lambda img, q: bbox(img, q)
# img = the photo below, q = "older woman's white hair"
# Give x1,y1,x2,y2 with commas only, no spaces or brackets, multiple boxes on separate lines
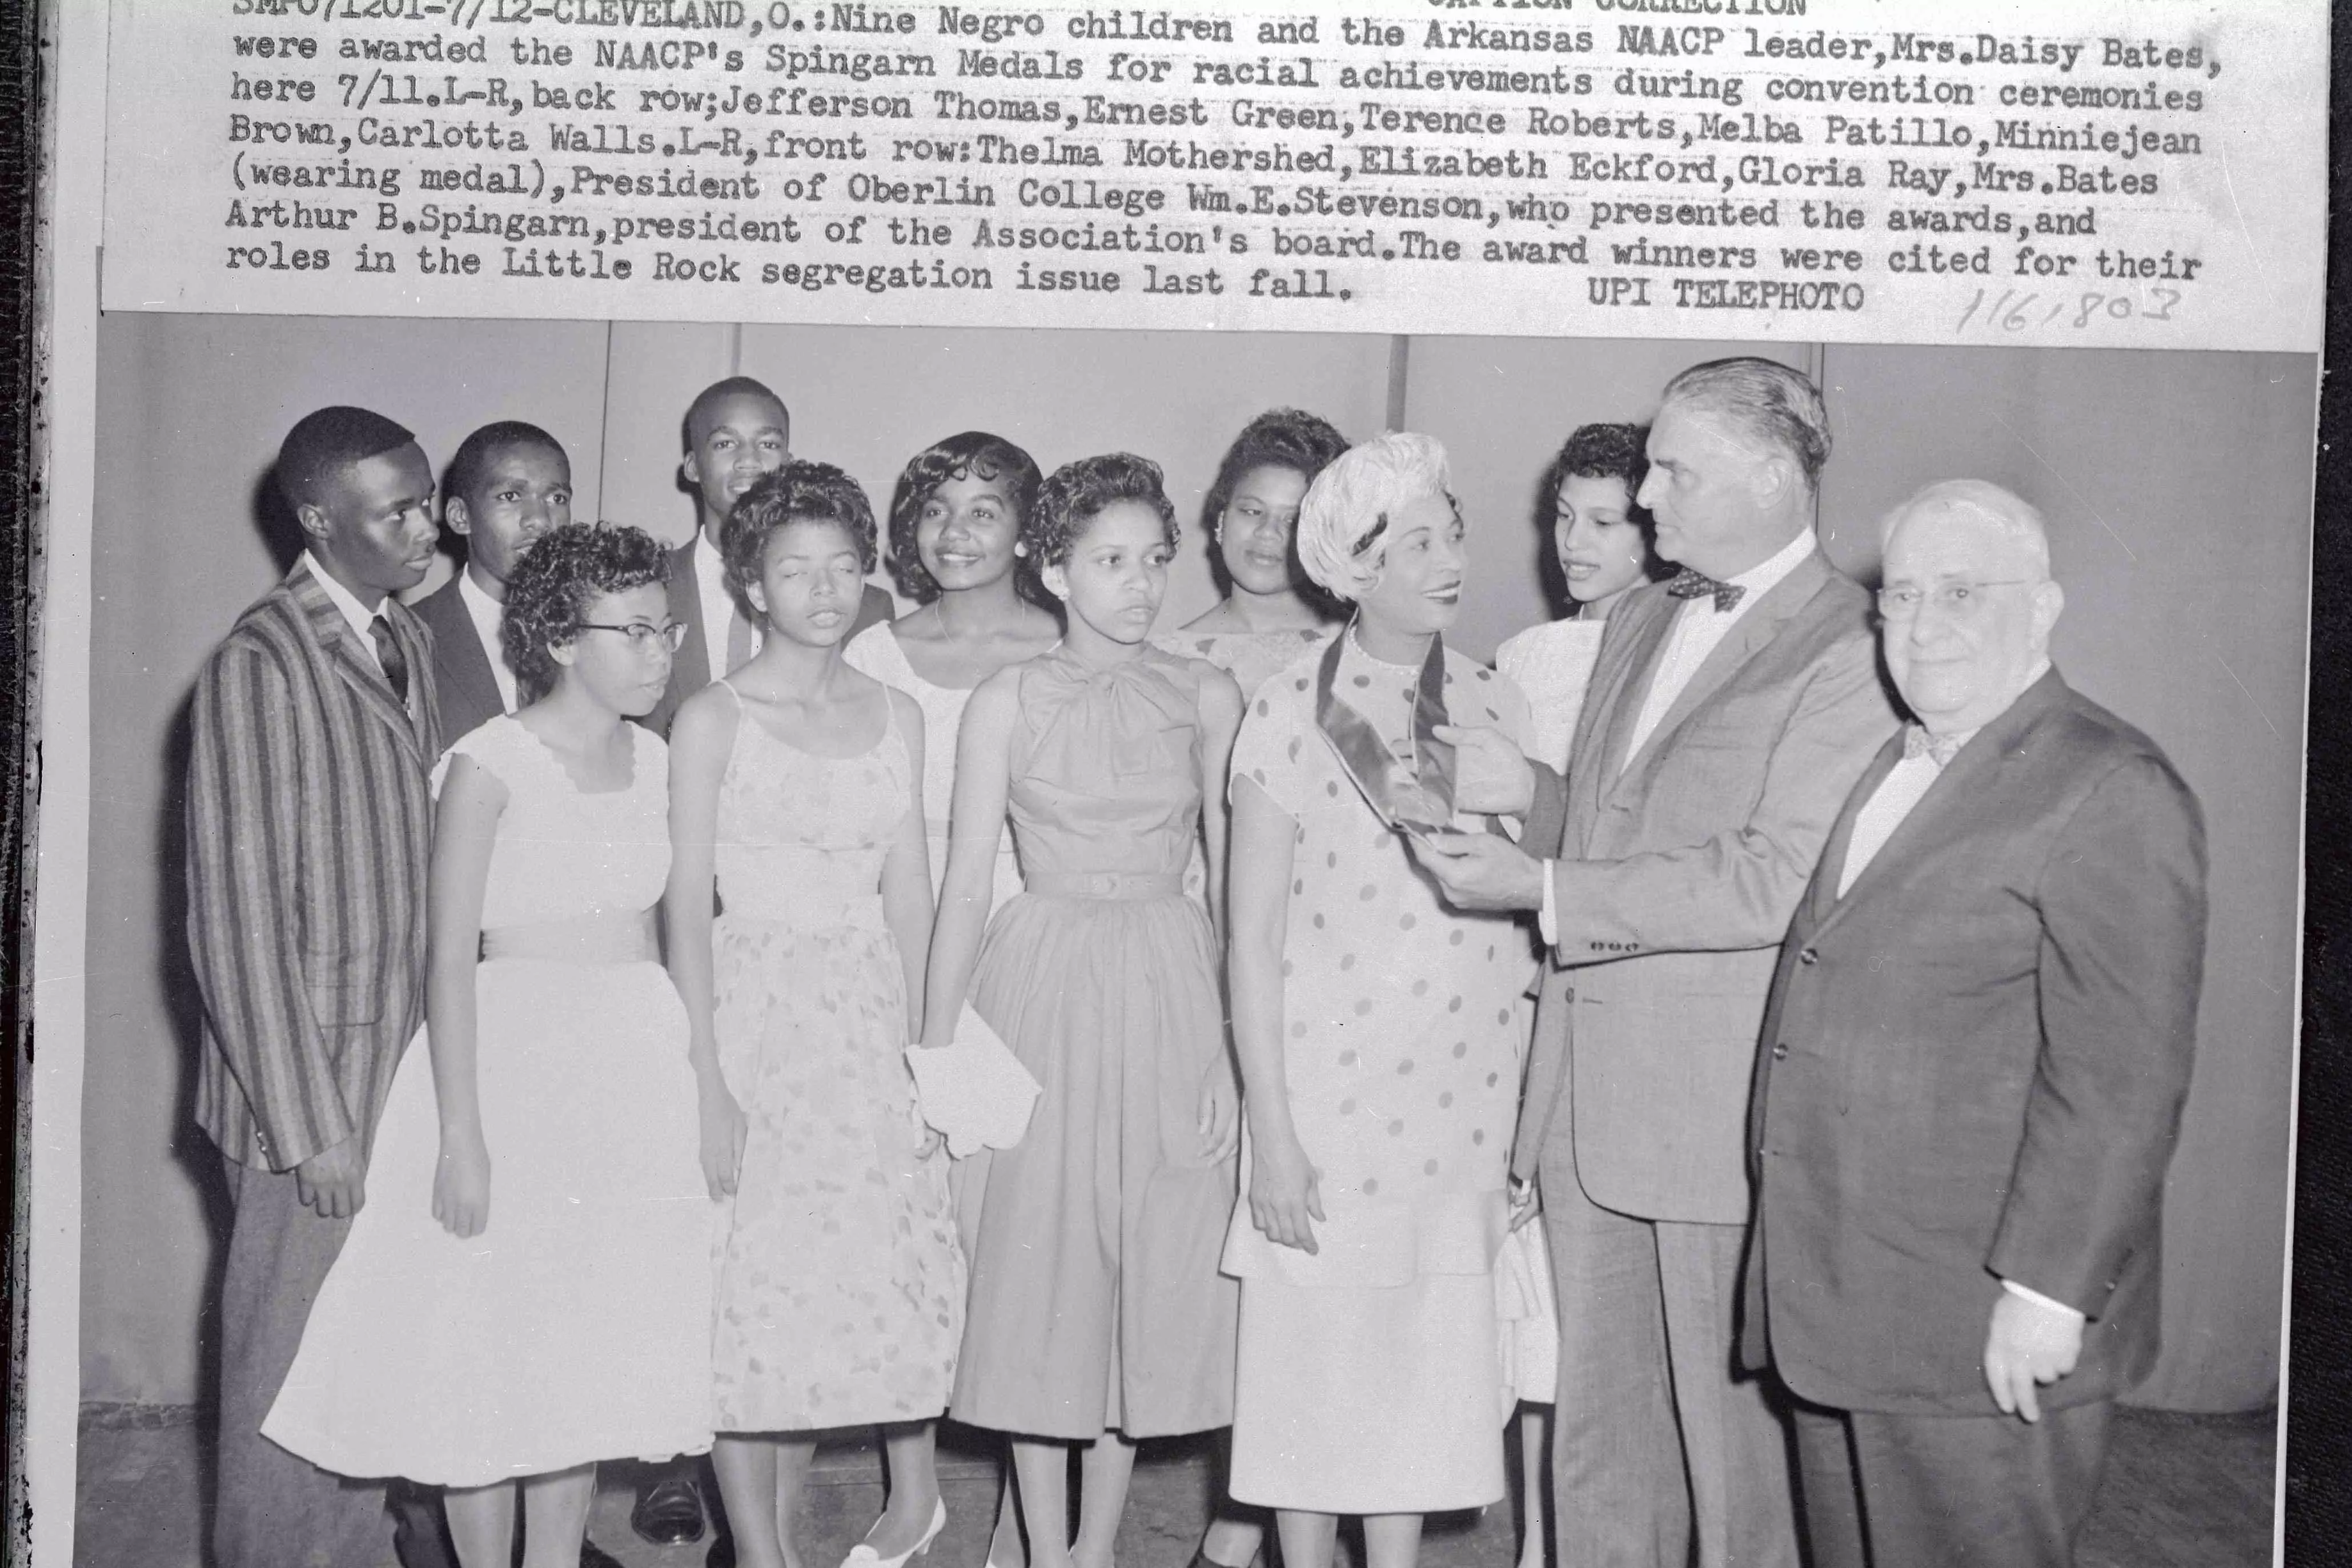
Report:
1295,431,1455,604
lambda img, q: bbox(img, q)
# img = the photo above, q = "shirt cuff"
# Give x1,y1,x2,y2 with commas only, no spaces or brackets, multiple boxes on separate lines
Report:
1538,861,1558,948
2001,1278,2088,1323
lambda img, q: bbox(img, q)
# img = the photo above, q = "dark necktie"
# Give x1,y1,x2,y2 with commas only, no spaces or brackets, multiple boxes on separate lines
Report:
368,613,410,706
1665,566,1745,612
1902,723,1964,767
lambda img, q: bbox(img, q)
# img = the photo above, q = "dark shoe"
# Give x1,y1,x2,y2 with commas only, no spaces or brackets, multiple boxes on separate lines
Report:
633,1474,710,1545
390,1481,458,1568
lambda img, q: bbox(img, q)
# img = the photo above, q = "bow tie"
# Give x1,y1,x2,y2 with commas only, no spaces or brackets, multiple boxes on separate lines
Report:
1665,568,1745,612
1903,725,1965,767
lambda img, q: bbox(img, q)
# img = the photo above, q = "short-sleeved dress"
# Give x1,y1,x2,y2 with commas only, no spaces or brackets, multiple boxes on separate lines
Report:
706,682,965,1432
1223,633,1539,1514
844,622,1025,913
1155,625,1338,902
949,644,1239,1441
262,715,714,1486
1155,625,1336,707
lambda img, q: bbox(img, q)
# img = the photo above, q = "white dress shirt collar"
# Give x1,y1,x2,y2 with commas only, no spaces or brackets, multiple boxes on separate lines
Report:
301,550,384,650
1717,525,1818,615
695,531,759,664
1913,658,2053,757
456,566,520,713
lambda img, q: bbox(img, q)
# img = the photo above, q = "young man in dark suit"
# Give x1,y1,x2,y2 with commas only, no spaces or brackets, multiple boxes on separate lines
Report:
1745,481,2206,1568
643,376,891,737
411,421,573,747
187,406,441,1568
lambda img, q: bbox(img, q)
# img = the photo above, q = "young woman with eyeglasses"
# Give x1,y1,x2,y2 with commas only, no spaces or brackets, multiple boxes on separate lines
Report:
261,521,717,1567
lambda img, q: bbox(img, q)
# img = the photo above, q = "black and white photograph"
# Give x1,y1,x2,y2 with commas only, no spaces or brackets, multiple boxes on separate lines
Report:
19,1,2333,1566
63,317,2305,1567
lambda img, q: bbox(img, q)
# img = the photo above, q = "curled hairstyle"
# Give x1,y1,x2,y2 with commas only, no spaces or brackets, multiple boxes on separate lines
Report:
1296,432,1459,605
886,431,1045,602
1032,453,1180,570
1546,421,1658,544
721,461,880,601
1202,408,1351,536
500,522,670,702
1660,357,1831,493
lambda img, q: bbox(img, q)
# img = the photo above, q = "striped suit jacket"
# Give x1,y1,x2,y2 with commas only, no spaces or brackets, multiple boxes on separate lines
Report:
186,561,442,1172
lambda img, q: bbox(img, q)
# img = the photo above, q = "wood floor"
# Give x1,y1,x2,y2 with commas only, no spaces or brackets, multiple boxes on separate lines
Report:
71,1405,2276,1568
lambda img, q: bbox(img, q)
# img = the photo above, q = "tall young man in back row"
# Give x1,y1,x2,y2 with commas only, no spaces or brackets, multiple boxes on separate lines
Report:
644,376,893,737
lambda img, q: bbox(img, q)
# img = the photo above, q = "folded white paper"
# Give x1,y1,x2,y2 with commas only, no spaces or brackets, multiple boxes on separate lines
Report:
905,1003,1042,1160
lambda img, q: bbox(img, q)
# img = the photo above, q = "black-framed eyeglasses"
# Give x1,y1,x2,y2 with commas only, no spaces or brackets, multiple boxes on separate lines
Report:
578,621,687,652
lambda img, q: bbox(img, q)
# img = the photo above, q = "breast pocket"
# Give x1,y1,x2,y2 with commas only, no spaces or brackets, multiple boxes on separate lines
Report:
302,948,388,1028
303,980,384,1028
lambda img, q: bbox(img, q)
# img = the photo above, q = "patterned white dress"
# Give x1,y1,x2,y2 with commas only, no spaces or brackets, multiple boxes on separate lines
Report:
707,682,965,1430
1223,637,1539,1513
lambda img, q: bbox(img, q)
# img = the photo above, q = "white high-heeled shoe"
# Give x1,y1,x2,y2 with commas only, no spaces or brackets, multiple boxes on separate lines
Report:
840,1498,948,1568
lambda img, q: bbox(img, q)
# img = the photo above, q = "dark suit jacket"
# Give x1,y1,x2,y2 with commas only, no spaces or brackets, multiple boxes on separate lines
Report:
643,536,894,735
1743,669,2206,1416
410,570,507,747
186,563,443,1171
1512,550,1900,1223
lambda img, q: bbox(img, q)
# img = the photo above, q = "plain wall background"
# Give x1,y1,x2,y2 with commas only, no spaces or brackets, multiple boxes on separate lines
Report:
81,315,2305,1417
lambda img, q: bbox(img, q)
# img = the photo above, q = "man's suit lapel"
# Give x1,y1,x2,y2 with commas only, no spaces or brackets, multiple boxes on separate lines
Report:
1809,669,2070,941
435,587,505,725
670,539,713,693
1805,734,1903,928
1617,550,1835,790
387,600,442,755
1578,592,1676,829
289,568,427,761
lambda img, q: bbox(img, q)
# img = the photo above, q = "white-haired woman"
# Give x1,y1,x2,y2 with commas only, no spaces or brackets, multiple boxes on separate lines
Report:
1222,433,1537,1568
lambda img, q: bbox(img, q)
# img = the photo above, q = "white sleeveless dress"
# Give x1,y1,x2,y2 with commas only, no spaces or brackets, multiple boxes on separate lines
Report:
843,621,1025,912
263,715,715,1486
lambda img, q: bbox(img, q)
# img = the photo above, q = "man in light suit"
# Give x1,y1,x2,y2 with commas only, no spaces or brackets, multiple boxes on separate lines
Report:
1412,358,1899,1567
1745,481,2205,1567
188,407,441,1568
410,421,572,747
643,376,890,737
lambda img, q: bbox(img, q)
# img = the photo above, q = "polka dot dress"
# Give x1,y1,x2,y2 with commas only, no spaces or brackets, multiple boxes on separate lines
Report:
1222,634,1540,1514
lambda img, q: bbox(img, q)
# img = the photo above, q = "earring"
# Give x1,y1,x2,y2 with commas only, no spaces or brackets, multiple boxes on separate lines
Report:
1013,541,1029,558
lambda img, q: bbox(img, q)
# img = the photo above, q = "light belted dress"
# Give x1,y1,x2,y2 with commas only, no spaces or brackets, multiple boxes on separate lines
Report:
948,644,1239,1441
262,715,713,1485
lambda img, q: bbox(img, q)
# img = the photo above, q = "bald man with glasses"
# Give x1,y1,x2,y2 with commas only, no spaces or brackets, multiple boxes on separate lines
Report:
1743,480,2207,1568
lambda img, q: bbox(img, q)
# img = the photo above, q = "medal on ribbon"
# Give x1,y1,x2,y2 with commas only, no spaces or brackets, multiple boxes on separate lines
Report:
1314,629,1461,837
